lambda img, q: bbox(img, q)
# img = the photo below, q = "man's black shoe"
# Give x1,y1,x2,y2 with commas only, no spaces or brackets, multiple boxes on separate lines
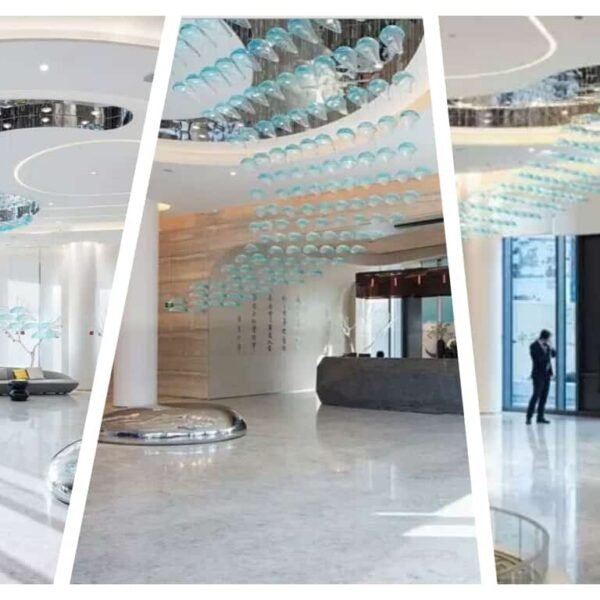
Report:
537,418,551,424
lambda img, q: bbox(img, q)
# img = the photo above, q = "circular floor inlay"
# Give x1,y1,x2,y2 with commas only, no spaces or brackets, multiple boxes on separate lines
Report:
47,439,80,505
99,405,247,446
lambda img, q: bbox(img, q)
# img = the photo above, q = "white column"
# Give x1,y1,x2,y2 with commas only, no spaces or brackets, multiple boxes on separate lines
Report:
0,252,10,364
463,236,503,413
66,241,97,389
94,242,120,359
113,202,158,407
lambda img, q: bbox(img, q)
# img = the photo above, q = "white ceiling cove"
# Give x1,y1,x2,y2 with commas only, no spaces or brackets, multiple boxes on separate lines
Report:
0,17,162,247
441,16,600,98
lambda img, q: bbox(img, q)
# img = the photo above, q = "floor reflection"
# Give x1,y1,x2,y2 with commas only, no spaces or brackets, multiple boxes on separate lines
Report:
0,392,88,583
74,393,479,584
483,412,600,583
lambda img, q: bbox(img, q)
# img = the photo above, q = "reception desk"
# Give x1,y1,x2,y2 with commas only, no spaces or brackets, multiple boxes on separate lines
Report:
316,357,463,414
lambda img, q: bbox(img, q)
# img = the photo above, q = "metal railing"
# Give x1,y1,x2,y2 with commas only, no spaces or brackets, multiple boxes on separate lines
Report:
492,506,550,584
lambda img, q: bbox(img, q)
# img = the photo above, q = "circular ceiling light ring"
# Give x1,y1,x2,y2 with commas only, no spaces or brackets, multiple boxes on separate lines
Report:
445,16,557,81
14,139,140,198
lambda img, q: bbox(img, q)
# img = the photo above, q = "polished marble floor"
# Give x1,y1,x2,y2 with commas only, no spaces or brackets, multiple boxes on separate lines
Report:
483,412,600,583
0,392,89,584
73,393,479,584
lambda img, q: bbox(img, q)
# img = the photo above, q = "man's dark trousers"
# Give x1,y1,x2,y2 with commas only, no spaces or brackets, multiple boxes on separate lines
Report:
527,374,551,422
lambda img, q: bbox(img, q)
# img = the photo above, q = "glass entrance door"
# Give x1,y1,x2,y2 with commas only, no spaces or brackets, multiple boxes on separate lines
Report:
503,236,578,413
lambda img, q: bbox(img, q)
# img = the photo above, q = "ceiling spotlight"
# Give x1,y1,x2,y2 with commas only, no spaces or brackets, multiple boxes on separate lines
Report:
528,147,536,153
41,106,52,113
230,171,237,176
89,171,97,175
41,116,51,124
2,122,12,129
80,120,89,126
157,202,171,212
39,63,49,72
48,202,54,207
91,109,101,117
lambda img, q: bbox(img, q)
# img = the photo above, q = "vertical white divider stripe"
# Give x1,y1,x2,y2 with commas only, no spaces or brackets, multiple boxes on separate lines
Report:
52,15,180,585
422,15,497,585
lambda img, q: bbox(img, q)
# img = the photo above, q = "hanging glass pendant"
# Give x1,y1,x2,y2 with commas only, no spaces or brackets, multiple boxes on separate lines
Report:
325,94,348,116
289,108,310,129
230,48,261,72
266,27,299,54
287,19,321,44
271,114,293,133
258,79,286,101
306,102,328,121
379,24,405,58
356,37,383,71
247,38,280,63
313,18,342,34
333,46,358,76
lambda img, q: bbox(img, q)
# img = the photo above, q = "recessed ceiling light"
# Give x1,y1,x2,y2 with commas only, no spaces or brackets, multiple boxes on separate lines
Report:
48,202,54,206
89,171,97,175
91,109,101,117
41,116,50,124
2,122,12,129
41,106,52,113
230,170,237,176
528,147,536,153
157,202,171,212
39,63,49,72
80,120,89,126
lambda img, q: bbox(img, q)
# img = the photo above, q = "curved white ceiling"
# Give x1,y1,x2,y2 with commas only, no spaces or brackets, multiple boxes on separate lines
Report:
151,41,438,214
442,16,600,98
0,18,161,246
0,17,162,47
447,14,600,195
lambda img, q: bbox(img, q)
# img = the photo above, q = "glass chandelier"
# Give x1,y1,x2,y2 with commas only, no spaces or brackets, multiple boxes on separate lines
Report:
0,193,40,232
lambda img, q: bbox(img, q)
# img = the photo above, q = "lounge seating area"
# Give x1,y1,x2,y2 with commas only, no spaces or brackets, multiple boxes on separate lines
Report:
0,367,78,396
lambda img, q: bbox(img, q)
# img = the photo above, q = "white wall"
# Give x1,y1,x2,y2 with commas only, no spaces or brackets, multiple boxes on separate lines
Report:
208,264,359,399
207,260,442,399
463,236,503,413
0,242,118,387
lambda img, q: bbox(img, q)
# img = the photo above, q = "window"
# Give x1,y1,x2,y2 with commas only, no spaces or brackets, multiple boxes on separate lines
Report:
504,236,578,412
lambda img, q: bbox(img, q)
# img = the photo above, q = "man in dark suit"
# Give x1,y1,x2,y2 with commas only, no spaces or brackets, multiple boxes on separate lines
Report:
527,329,556,425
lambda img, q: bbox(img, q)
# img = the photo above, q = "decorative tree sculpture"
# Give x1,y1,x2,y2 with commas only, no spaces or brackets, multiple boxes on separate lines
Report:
0,305,61,367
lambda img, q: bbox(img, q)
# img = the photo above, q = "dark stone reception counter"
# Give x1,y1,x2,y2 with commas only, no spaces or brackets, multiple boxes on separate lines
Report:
316,357,463,414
